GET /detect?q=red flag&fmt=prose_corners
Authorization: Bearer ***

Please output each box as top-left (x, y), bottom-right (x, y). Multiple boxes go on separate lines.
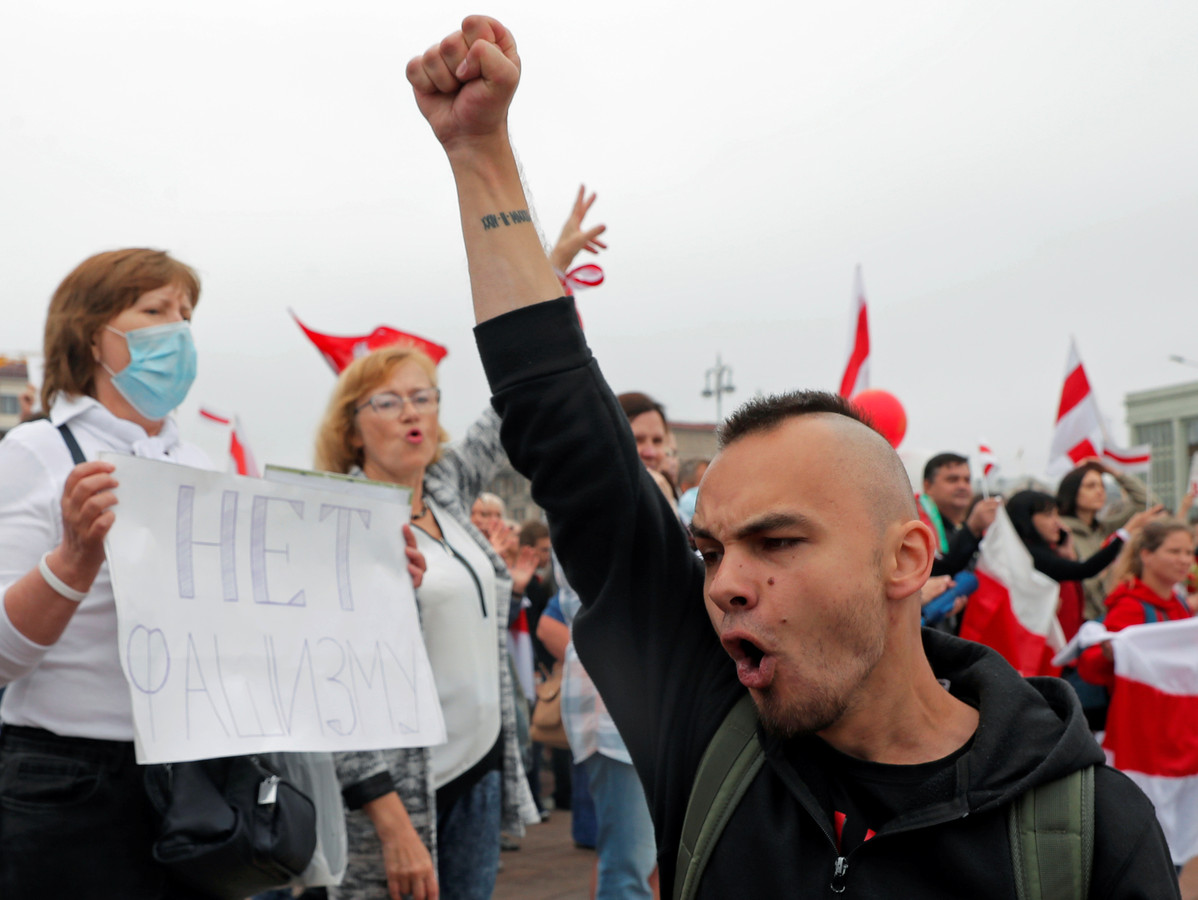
top-left (958, 506), bottom-right (1064, 676)
top-left (1103, 618), bottom-right (1198, 864)
top-left (291, 310), bottom-right (448, 374)
top-left (198, 408), bottom-right (260, 477)
top-left (838, 266), bottom-right (870, 399)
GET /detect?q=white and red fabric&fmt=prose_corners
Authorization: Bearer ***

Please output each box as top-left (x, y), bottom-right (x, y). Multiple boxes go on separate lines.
top-left (1047, 339), bottom-right (1106, 477)
top-left (1101, 442), bottom-right (1152, 475)
top-left (1103, 617), bottom-right (1198, 864)
top-left (558, 263), bottom-right (604, 295)
top-left (977, 442), bottom-right (998, 478)
top-left (838, 266), bottom-right (870, 399)
top-left (958, 506), bottom-right (1065, 677)
top-left (198, 408), bottom-right (260, 477)
top-left (291, 310), bottom-right (448, 374)
top-left (508, 603), bottom-right (536, 705)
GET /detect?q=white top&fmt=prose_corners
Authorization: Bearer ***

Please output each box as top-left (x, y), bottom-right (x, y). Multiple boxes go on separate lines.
top-left (413, 498), bottom-right (501, 789)
top-left (0, 394), bottom-right (211, 740)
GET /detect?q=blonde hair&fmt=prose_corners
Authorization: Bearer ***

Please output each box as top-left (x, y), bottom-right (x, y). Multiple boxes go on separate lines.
top-left (42, 249), bottom-right (200, 411)
top-left (313, 345), bottom-right (448, 474)
top-left (1122, 518), bottom-right (1192, 580)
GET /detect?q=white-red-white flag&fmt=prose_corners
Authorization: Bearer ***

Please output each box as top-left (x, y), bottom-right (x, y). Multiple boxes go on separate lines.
top-left (198, 408), bottom-right (260, 477)
top-left (838, 266), bottom-right (870, 399)
top-left (977, 442), bottom-right (998, 478)
top-left (1103, 617), bottom-right (1198, 864)
top-left (508, 604), bottom-right (535, 705)
top-left (959, 505), bottom-right (1065, 676)
top-left (1047, 339), bottom-right (1106, 477)
top-left (1101, 442), bottom-right (1152, 475)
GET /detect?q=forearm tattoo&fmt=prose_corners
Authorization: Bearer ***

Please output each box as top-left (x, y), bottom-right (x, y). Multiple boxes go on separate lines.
top-left (481, 209), bottom-right (532, 231)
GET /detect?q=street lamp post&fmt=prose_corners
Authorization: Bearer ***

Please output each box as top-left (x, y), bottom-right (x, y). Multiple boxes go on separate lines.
top-left (702, 354), bottom-right (736, 423)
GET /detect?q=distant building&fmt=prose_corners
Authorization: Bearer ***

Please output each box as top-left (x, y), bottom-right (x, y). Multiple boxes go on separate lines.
top-left (484, 421), bottom-right (719, 525)
top-left (0, 360), bottom-right (30, 439)
top-left (671, 421), bottom-right (719, 464)
top-left (1125, 380), bottom-right (1198, 515)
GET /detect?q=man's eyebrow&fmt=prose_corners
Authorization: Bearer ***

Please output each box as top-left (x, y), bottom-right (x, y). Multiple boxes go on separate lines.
top-left (735, 512), bottom-right (812, 540)
top-left (689, 512), bottom-right (812, 544)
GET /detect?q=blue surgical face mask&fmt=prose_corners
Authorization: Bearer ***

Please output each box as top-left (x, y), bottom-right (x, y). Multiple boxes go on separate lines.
top-left (101, 320), bottom-right (198, 420)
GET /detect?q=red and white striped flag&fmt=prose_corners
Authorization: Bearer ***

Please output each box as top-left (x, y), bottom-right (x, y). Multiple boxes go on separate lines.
top-left (291, 310), bottom-right (448, 374)
top-left (1104, 617), bottom-right (1198, 864)
top-left (508, 604), bottom-right (536, 705)
top-left (977, 442), bottom-right (998, 477)
top-left (958, 505), bottom-right (1065, 676)
top-left (1047, 339), bottom-right (1106, 477)
top-left (198, 408), bottom-right (260, 477)
top-left (1101, 442), bottom-right (1152, 475)
top-left (838, 266), bottom-right (870, 399)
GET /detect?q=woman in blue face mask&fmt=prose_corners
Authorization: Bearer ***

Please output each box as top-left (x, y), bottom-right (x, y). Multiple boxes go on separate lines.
top-left (0, 248), bottom-right (216, 899)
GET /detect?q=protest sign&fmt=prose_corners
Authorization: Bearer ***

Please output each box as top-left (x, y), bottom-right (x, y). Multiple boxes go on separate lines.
top-left (102, 454), bottom-right (444, 763)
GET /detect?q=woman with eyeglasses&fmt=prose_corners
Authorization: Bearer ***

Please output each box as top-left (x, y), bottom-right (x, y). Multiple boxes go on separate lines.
top-left (314, 344), bottom-right (537, 900)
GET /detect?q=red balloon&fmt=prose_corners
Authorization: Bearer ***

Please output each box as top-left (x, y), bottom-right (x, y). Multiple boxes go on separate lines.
top-left (851, 389), bottom-right (907, 448)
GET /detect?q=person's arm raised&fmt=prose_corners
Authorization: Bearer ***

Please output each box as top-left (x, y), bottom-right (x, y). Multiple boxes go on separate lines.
top-left (407, 15), bottom-right (562, 324)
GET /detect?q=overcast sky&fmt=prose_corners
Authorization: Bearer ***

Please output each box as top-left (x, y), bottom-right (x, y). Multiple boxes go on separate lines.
top-left (4, 1), bottom-right (1197, 480)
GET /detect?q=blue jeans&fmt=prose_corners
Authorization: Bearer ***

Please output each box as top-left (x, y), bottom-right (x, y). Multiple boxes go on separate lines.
top-left (436, 768), bottom-right (501, 900)
top-left (583, 754), bottom-right (656, 900)
top-left (571, 760), bottom-right (597, 848)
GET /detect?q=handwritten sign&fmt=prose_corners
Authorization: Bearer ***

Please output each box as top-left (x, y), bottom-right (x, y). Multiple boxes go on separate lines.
top-left (101, 454), bottom-right (445, 764)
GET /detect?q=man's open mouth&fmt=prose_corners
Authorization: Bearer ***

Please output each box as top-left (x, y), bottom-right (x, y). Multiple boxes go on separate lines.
top-left (722, 633), bottom-right (775, 689)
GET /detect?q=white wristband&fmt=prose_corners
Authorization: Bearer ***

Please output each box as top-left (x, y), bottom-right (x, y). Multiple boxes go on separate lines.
top-left (1115, 528), bottom-right (1131, 545)
top-left (38, 551), bottom-right (88, 603)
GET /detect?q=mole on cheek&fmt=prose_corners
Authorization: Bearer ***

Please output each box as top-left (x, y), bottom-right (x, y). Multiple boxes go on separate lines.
top-left (767, 577), bottom-right (775, 586)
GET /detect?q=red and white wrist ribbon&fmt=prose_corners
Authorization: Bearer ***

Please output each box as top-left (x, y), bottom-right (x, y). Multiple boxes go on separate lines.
top-left (556, 264), bottom-right (604, 295)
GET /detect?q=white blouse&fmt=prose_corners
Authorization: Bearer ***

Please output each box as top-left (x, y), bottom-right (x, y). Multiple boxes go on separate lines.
top-left (413, 498), bottom-right (502, 789)
top-left (0, 394), bottom-right (211, 740)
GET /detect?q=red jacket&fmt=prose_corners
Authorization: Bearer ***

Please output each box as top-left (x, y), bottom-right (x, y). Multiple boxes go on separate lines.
top-left (1077, 578), bottom-right (1192, 688)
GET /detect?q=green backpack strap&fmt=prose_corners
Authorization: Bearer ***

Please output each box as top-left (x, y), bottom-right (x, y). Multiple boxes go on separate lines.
top-left (673, 694), bottom-right (764, 900)
top-left (1008, 765), bottom-right (1095, 900)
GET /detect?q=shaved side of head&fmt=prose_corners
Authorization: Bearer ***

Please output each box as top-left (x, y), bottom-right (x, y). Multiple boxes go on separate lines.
top-left (717, 390), bottom-right (918, 534)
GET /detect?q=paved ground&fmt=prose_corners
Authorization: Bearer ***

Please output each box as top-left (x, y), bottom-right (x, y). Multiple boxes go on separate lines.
top-left (493, 809), bottom-right (595, 900)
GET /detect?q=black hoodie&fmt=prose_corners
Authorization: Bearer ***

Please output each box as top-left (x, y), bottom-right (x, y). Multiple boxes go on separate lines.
top-left (477, 297), bottom-right (1178, 899)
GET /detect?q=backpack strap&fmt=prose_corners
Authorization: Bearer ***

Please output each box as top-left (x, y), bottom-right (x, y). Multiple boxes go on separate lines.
top-left (1139, 600), bottom-right (1161, 624)
top-left (673, 694), bottom-right (764, 900)
top-left (1008, 765), bottom-right (1095, 900)
top-left (57, 424), bottom-right (87, 465)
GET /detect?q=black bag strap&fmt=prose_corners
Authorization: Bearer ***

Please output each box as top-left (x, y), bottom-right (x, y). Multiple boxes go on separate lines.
top-left (673, 694), bottom-right (764, 900)
top-left (57, 423), bottom-right (87, 465)
top-left (676, 692), bottom-right (1095, 900)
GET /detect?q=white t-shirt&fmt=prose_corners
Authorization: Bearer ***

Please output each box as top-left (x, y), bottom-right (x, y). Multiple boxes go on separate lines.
top-left (413, 498), bottom-right (501, 789)
top-left (0, 394), bottom-right (211, 740)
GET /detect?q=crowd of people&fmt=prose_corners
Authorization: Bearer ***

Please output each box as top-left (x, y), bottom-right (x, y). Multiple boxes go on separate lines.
top-left (1, 13), bottom-right (1195, 900)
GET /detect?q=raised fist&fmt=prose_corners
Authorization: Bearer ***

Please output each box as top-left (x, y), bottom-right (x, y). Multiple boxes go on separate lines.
top-left (407, 16), bottom-right (520, 151)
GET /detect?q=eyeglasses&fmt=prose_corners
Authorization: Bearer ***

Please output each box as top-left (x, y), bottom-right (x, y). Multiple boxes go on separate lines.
top-left (354, 388), bottom-right (440, 416)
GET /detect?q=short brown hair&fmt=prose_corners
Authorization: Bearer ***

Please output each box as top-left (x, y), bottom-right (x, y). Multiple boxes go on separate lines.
top-left (41, 249), bottom-right (201, 411)
top-left (617, 391), bottom-right (668, 427)
top-left (313, 345), bottom-right (449, 474)
top-left (518, 520), bottom-right (549, 547)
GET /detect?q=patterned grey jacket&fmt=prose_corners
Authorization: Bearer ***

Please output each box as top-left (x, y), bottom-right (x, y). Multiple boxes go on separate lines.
top-left (332, 406), bottom-right (539, 865)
